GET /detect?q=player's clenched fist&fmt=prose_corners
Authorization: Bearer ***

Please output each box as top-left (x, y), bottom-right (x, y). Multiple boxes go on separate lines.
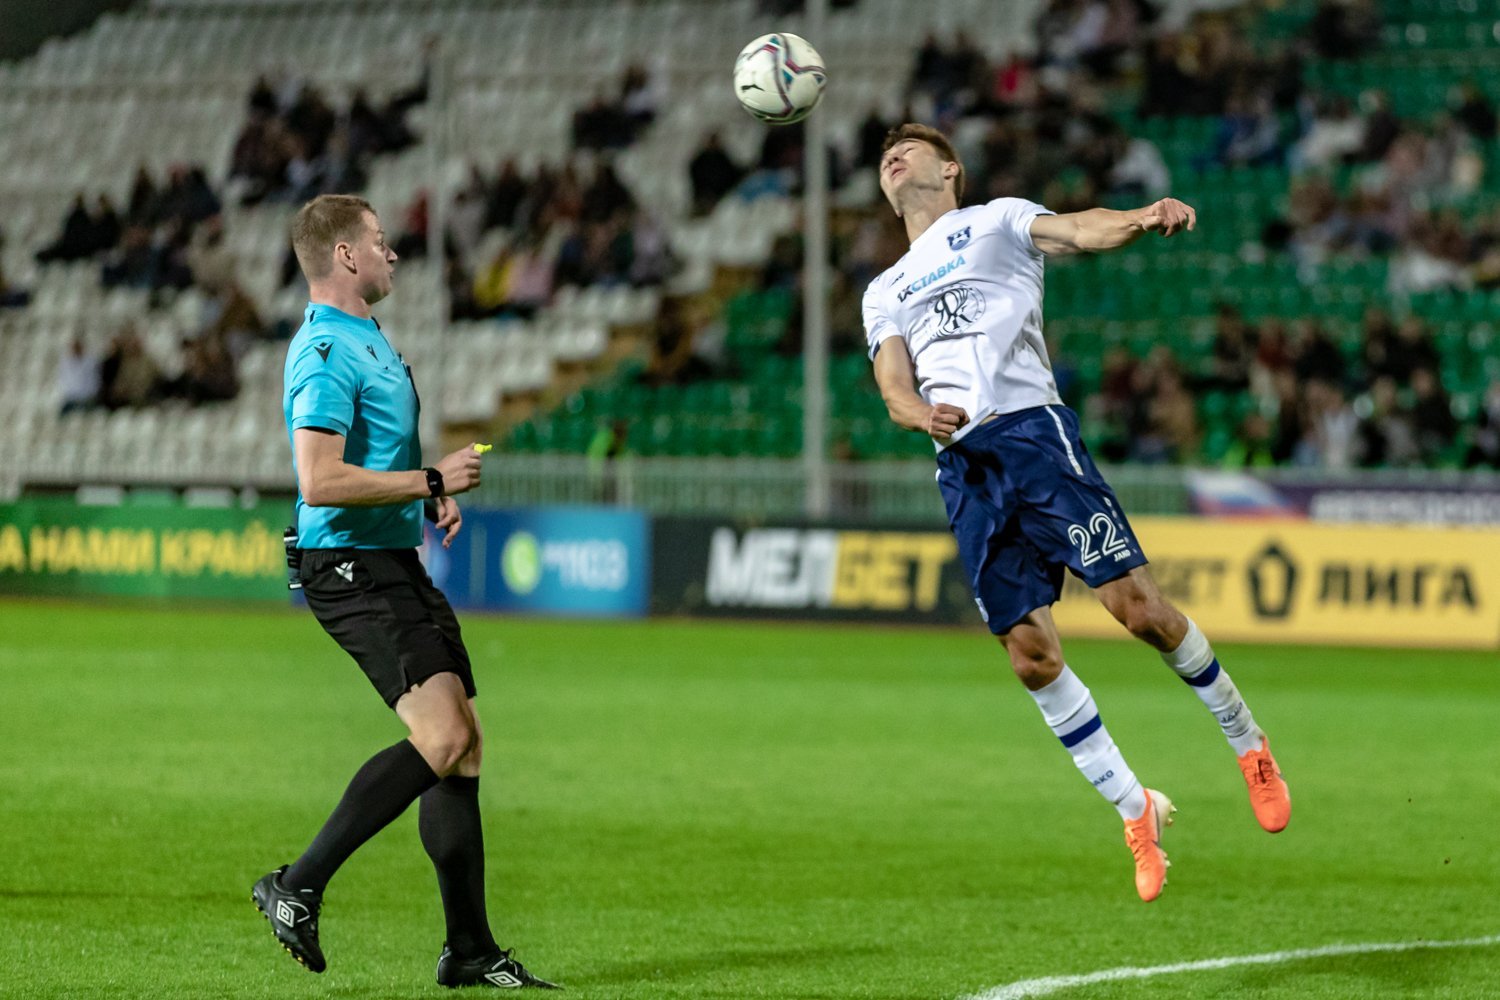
top-left (927, 403), bottom-right (969, 440)
top-left (1138, 198), bottom-right (1196, 238)
top-left (432, 443), bottom-right (484, 494)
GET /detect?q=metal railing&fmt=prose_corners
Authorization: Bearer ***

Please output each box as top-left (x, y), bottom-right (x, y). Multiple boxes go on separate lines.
top-left (470, 456), bottom-right (1192, 522)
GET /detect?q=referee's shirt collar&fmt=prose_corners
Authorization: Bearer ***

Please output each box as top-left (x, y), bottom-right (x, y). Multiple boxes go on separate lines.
top-left (305, 302), bottom-right (379, 331)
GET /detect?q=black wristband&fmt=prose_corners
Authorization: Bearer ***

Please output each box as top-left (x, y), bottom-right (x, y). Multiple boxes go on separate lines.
top-left (424, 467), bottom-right (445, 498)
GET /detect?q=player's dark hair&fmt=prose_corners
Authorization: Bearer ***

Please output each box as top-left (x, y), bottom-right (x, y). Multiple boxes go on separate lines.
top-left (882, 123), bottom-right (965, 205)
top-left (291, 194), bottom-right (376, 280)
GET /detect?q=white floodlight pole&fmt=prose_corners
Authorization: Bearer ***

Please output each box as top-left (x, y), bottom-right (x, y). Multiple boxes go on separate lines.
top-left (425, 38), bottom-right (452, 450)
top-left (802, 0), bottom-right (831, 519)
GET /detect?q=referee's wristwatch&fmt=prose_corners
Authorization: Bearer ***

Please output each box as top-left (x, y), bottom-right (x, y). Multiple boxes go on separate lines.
top-left (424, 467), bottom-right (445, 498)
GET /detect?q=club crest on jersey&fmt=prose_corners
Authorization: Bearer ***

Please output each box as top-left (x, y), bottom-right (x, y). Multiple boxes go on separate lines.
top-left (931, 284), bottom-right (986, 334)
top-left (947, 226), bottom-right (971, 250)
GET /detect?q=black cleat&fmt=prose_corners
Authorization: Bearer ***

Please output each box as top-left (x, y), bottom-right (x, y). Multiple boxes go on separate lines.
top-left (436, 946), bottom-right (561, 989)
top-left (251, 866), bottom-right (326, 973)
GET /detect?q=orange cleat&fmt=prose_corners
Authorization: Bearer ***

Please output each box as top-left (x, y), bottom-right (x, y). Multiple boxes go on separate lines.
top-left (1123, 789), bottom-right (1175, 902)
top-left (1238, 736), bottom-right (1291, 833)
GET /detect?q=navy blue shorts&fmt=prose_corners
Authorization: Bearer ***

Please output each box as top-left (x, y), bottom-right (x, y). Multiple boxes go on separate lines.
top-left (936, 404), bottom-right (1148, 634)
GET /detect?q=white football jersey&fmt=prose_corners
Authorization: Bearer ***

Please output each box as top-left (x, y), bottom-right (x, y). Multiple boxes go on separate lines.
top-left (862, 198), bottom-right (1062, 449)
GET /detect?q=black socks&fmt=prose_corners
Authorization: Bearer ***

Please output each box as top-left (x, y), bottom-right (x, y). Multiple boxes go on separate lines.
top-left (283, 739), bottom-right (439, 894)
top-left (419, 775), bottom-right (499, 959)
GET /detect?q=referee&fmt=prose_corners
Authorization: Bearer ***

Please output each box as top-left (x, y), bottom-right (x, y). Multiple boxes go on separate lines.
top-left (252, 194), bottom-right (557, 990)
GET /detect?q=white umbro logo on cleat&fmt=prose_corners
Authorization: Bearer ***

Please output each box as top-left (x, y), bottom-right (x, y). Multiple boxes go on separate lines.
top-left (275, 899), bottom-right (309, 926)
top-left (484, 970), bottom-right (524, 988)
top-left (334, 562), bottom-right (354, 583)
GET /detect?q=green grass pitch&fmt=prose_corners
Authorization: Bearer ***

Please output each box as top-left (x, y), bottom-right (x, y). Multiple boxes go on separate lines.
top-left (2, 599), bottom-right (1497, 999)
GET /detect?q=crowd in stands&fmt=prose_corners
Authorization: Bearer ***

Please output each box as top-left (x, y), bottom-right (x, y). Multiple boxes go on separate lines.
top-left (18, 0), bottom-right (1500, 471)
top-left (55, 322), bottom-right (240, 416)
top-left (229, 68), bottom-right (425, 206)
top-left (33, 160), bottom-right (273, 416)
top-left (1081, 303), bottom-right (1495, 469)
top-left (36, 164), bottom-right (221, 294)
top-left (571, 63), bottom-right (661, 152)
top-left (35, 62), bottom-right (442, 419)
top-left (360, 60), bottom-right (675, 326)
top-left (654, 0), bottom-right (1497, 470)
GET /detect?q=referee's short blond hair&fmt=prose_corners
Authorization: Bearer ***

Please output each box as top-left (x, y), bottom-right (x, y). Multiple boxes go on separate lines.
top-left (291, 194), bottom-right (375, 280)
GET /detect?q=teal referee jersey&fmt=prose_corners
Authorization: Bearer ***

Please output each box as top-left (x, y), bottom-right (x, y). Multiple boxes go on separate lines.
top-left (283, 303), bottom-right (424, 549)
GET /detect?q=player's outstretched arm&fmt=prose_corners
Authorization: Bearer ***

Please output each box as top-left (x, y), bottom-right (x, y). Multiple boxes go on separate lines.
top-left (1030, 198), bottom-right (1196, 256)
top-left (294, 428), bottom-right (484, 507)
top-left (873, 338), bottom-right (969, 440)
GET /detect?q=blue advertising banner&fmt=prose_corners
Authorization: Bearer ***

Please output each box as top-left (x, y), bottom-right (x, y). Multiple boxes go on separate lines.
top-left (430, 507), bottom-right (649, 617)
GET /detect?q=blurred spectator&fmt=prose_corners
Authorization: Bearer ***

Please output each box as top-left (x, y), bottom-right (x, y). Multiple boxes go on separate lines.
top-left (1290, 95), bottom-right (1365, 172)
top-left (1465, 379), bottom-right (1500, 468)
top-left (572, 91), bottom-right (634, 151)
top-left (1206, 304), bottom-right (1254, 391)
top-left (581, 163), bottom-right (635, 225)
top-left (1355, 375), bottom-right (1418, 466)
top-left (57, 337), bottom-right (100, 415)
top-left (1106, 129), bottom-right (1171, 200)
top-left (1309, 0), bottom-right (1380, 60)
top-left (442, 169), bottom-right (486, 268)
top-left (1268, 368), bottom-right (1306, 463)
top-left (284, 83), bottom-right (336, 160)
top-left (1143, 365), bottom-right (1200, 463)
top-left (1386, 315), bottom-right (1441, 383)
top-left (1296, 378), bottom-right (1359, 467)
top-left (1289, 318), bottom-right (1346, 386)
top-left (101, 225), bottom-right (158, 290)
top-left (98, 324), bottom-right (163, 410)
top-left (1250, 317), bottom-right (1293, 396)
top-left (36, 195), bottom-right (101, 263)
top-left (1409, 367), bottom-right (1457, 462)
top-left (909, 32), bottom-right (947, 95)
top-left (586, 418), bottom-right (634, 503)
top-left (1356, 90), bottom-right (1401, 162)
top-left (206, 281), bottom-right (270, 350)
top-left (1221, 410), bottom-right (1277, 468)
top-left (126, 166), bottom-right (158, 227)
top-left (644, 297), bottom-right (711, 385)
top-left (230, 109), bottom-right (295, 205)
top-left (1205, 90), bottom-right (1282, 169)
top-left (392, 190), bottom-right (430, 259)
top-left (158, 165), bottom-right (221, 226)
top-left (620, 63), bottom-right (661, 133)
top-left (627, 214), bottom-right (675, 287)
top-left (1450, 80), bottom-right (1497, 141)
top-left (92, 196), bottom-right (122, 254)
top-left (189, 219), bottom-right (271, 350)
top-left (856, 108), bottom-right (892, 169)
top-left (486, 159), bottom-right (529, 230)
top-left (161, 334), bottom-right (239, 405)
top-left (471, 234), bottom-right (555, 320)
top-left (689, 132), bottom-right (745, 216)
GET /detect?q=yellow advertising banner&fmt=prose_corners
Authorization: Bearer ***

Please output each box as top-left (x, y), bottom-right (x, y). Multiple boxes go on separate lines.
top-left (1051, 517), bottom-right (1500, 649)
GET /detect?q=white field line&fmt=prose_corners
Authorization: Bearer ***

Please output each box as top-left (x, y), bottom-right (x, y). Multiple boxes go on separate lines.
top-left (962, 934), bottom-right (1500, 1000)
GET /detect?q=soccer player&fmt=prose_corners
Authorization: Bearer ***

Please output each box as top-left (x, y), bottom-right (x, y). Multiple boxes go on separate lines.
top-left (253, 194), bottom-right (557, 988)
top-left (863, 125), bottom-right (1290, 902)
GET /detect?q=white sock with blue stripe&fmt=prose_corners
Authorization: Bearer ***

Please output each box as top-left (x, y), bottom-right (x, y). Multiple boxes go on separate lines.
top-left (1029, 666), bottom-right (1148, 820)
top-left (1162, 618), bottom-right (1263, 756)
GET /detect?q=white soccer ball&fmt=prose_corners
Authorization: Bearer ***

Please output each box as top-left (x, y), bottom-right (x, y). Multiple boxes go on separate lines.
top-left (733, 33), bottom-right (827, 125)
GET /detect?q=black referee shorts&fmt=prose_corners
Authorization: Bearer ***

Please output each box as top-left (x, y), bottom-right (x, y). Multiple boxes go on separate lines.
top-left (299, 547), bottom-right (477, 708)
